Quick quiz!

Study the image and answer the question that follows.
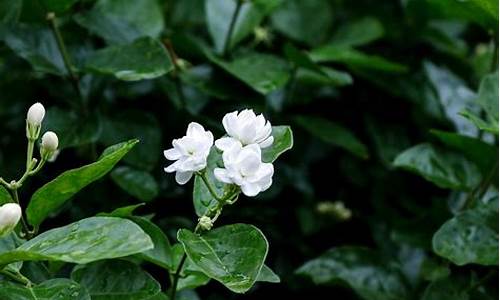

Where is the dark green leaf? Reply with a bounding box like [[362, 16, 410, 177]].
[[27, 140, 138, 228], [393, 143, 482, 190], [0, 0, 22, 23], [84, 37, 173, 81], [427, 0, 498, 30], [421, 277, 470, 300], [0, 217, 153, 265], [294, 116, 369, 159], [296, 247, 408, 300], [171, 244, 210, 291], [97, 204, 145, 218], [329, 17, 384, 48], [296, 66, 353, 87], [71, 260, 161, 300], [262, 126, 294, 163], [0, 279, 90, 300], [39, 0, 78, 13], [0, 185, 12, 205], [111, 166, 158, 202], [74, 0, 164, 45], [177, 223, 269, 293]]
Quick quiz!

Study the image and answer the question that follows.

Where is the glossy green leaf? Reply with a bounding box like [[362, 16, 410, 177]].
[[0, 24, 66, 75], [0, 234, 22, 272], [393, 143, 482, 190], [74, 0, 164, 45], [131, 216, 173, 270], [210, 52, 290, 95], [294, 116, 369, 159], [177, 223, 269, 293], [262, 126, 294, 163], [84, 37, 173, 81], [310, 46, 408, 73], [27, 140, 138, 228], [100, 111, 161, 171], [0, 217, 153, 265], [205, 0, 281, 53], [111, 166, 158, 202], [432, 201, 499, 266], [296, 247, 408, 300], [271, 0, 333, 46], [0, 185, 12, 205], [39, 0, 78, 13], [71, 260, 161, 300], [171, 243, 210, 291], [256, 265, 280, 283], [0, 279, 90, 300], [329, 17, 384, 47]]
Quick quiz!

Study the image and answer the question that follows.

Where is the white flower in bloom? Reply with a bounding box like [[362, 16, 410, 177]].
[[27, 102, 45, 126], [0, 203, 22, 238], [164, 122, 214, 185], [214, 142, 274, 197], [215, 109, 273, 151]]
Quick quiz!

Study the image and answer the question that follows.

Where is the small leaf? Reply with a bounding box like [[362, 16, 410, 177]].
[[97, 204, 145, 218], [393, 143, 481, 191], [0, 185, 12, 205], [209, 51, 290, 95], [84, 37, 173, 81], [27, 140, 138, 228], [0, 217, 153, 265], [177, 223, 269, 293], [329, 17, 384, 48], [294, 116, 369, 159], [111, 166, 159, 202], [432, 201, 498, 266], [296, 247, 408, 300], [256, 265, 280, 283], [71, 260, 161, 300], [0, 279, 90, 300], [262, 126, 294, 163]]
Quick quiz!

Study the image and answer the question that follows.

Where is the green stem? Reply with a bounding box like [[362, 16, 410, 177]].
[[26, 139, 34, 171], [222, 0, 243, 56], [0, 270, 32, 286], [29, 158, 46, 176], [11, 189, 31, 238], [198, 171, 224, 201]]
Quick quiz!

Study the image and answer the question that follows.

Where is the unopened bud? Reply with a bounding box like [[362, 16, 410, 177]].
[[27, 102, 45, 126], [198, 216, 213, 231], [41, 131, 59, 160], [0, 203, 22, 237]]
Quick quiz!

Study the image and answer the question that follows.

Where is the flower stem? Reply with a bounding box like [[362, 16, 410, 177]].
[[0, 270, 32, 286], [198, 171, 224, 201], [222, 0, 243, 56], [26, 139, 34, 171], [11, 189, 31, 238]]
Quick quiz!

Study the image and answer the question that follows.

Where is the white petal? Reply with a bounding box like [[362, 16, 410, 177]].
[[241, 183, 261, 197], [215, 137, 239, 151], [164, 160, 180, 173], [222, 142, 243, 166], [259, 136, 274, 148], [222, 111, 239, 137], [164, 148, 181, 160], [242, 143, 261, 157], [186, 122, 205, 138], [239, 152, 261, 176], [214, 168, 232, 184], [239, 122, 257, 144], [175, 171, 193, 185], [238, 109, 256, 124], [173, 139, 188, 156]]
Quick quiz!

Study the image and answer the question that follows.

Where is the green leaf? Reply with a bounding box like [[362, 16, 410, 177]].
[[0, 279, 90, 300], [393, 143, 482, 191], [131, 216, 173, 270], [39, 0, 78, 13], [310, 46, 408, 73], [427, 0, 498, 30], [329, 17, 384, 48], [171, 244, 210, 291], [0, 234, 22, 273], [262, 126, 294, 163], [42, 107, 102, 149], [0, 185, 12, 205], [294, 116, 369, 159], [0, 217, 153, 265], [0, 24, 66, 75], [74, 0, 164, 45], [26, 140, 138, 228], [271, 0, 333, 46], [205, 0, 281, 53], [296, 247, 408, 300], [296, 66, 353, 87], [97, 204, 145, 218], [84, 37, 173, 81], [209, 51, 290, 95], [256, 265, 280, 283], [177, 223, 269, 293], [111, 166, 158, 202], [432, 201, 499, 266], [0, 0, 22, 23], [71, 260, 161, 300], [192, 148, 225, 217], [421, 277, 470, 300]]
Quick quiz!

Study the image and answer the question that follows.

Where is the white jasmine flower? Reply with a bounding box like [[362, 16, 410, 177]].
[[164, 122, 214, 185], [27, 102, 45, 126], [41, 131, 59, 152], [215, 109, 273, 151], [214, 142, 274, 197], [0, 203, 22, 238]]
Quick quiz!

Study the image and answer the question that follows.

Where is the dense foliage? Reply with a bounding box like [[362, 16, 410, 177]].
[[0, 0, 498, 299]]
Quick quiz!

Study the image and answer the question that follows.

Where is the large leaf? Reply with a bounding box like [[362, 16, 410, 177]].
[[131, 216, 173, 270], [26, 140, 138, 228], [294, 116, 369, 159], [177, 223, 269, 293], [296, 247, 408, 300], [111, 166, 158, 202], [0, 217, 153, 265], [205, 0, 281, 53], [74, 0, 164, 45], [171, 243, 210, 291], [393, 143, 481, 190], [0, 279, 90, 300], [427, 0, 498, 30], [432, 201, 498, 266], [71, 260, 161, 300], [209, 52, 290, 95], [262, 126, 294, 163], [84, 37, 173, 81]]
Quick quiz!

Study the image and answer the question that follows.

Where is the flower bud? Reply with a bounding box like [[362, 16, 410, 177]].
[[0, 203, 22, 238], [198, 216, 213, 231], [40, 131, 59, 160], [27, 102, 45, 126]]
